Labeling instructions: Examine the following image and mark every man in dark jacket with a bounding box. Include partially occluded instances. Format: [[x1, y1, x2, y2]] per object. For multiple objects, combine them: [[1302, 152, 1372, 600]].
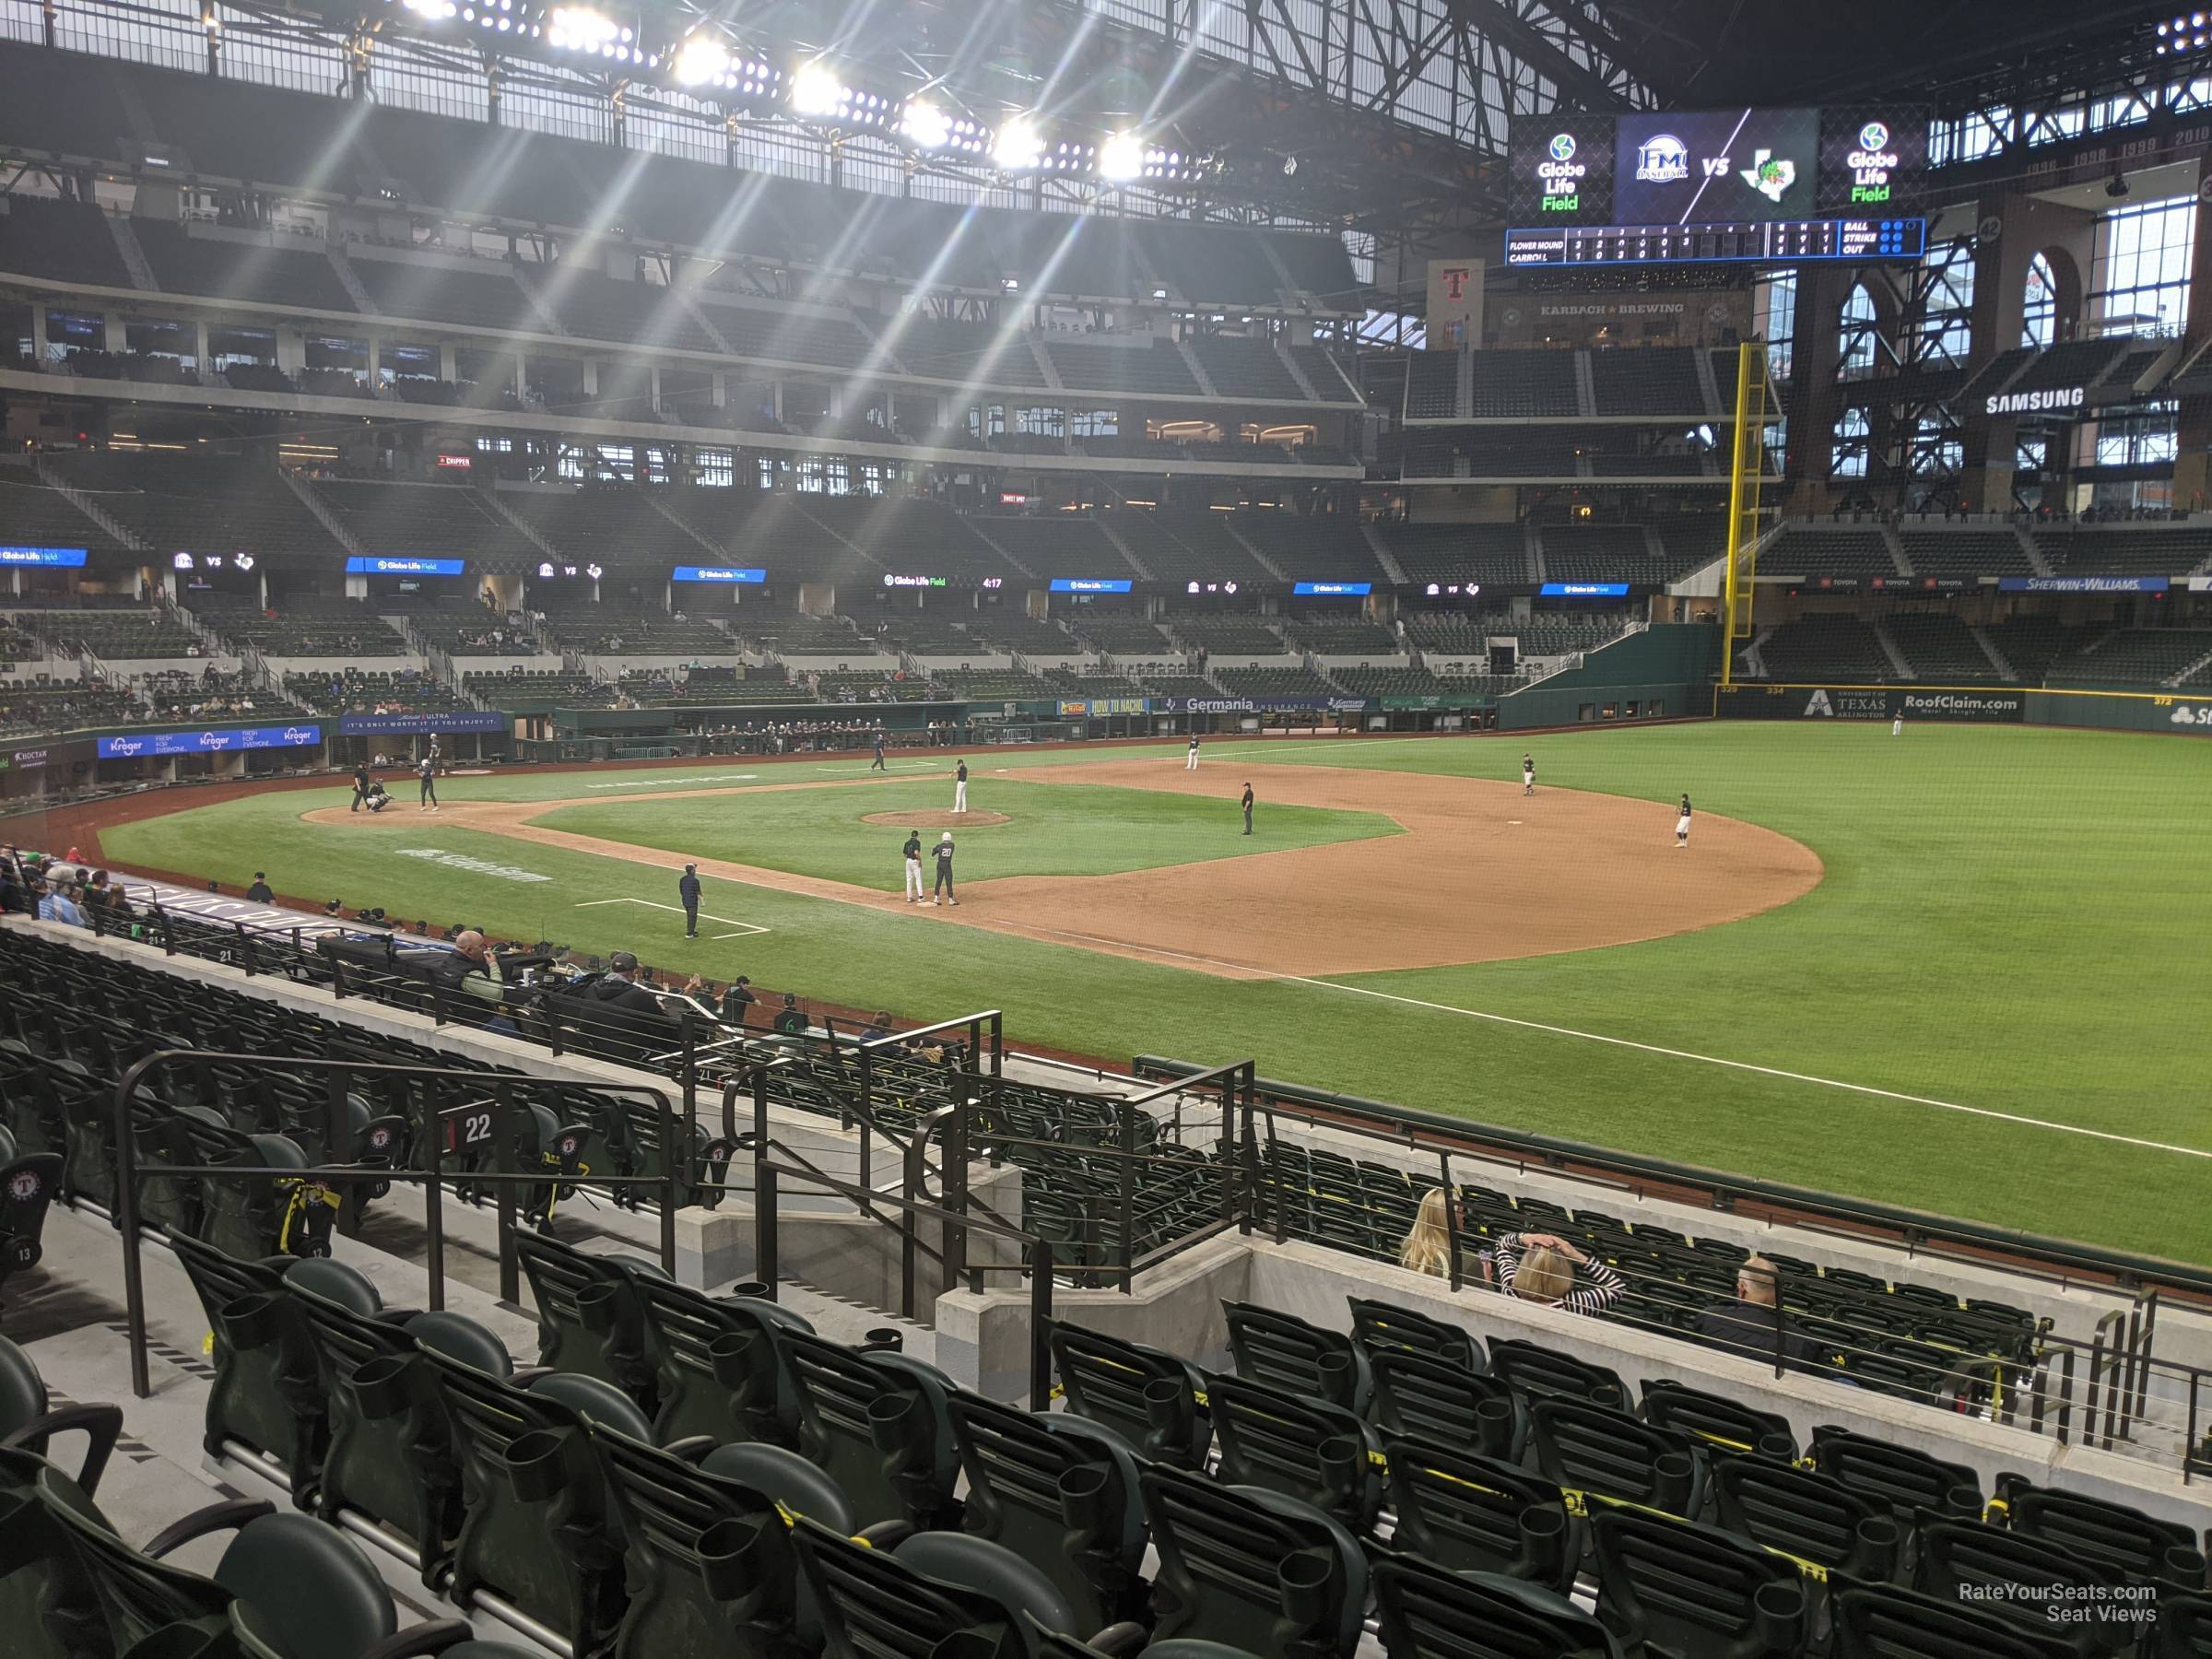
[[721, 974, 757, 1027], [246, 873, 275, 904], [1698, 1254, 1811, 1371], [772, 993, 807, 1034], [351, 763, 371, 813], [678, 864, 702, 938], [590, 951, 665, 1013]]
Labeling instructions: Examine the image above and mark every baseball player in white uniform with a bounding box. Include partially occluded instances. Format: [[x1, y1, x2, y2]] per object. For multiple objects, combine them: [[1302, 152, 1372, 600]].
[[1676, 794, 1693, 847], [1185, 734, 1201, 771], [901, 829, 924, 902], [1522, 753, 1535, 795], [953, 759, 969, 814]]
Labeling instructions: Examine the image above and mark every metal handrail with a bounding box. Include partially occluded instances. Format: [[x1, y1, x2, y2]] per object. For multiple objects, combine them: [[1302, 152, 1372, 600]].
[[1135, 1053, 2212, 1305], [109, 1048, 683, 1399]]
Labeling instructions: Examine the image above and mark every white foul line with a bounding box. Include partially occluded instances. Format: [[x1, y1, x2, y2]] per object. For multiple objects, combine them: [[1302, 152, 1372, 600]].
[[576, 897, 770, 938], [969, 921, 2212, 1164]]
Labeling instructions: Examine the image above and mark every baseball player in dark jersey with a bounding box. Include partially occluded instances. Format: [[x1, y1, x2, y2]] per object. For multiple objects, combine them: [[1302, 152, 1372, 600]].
[[1522, 753, 1535, 795], [418, 755, 440, 811], [1241, 782, 1253, 835], [1676, 794, 1692, 847], [953, 759, 969, 814], [901, 829, 924, 902], [932, 831, 958, 905]]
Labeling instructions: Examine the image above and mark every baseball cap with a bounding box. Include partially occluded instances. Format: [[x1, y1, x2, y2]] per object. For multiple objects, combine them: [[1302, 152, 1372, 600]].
[[610, 951, 641, 972]]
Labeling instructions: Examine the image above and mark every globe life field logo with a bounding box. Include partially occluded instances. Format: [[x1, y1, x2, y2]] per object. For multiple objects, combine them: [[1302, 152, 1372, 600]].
[[1537, 130, 1585, 212], [1847, 119, 1901, 205]]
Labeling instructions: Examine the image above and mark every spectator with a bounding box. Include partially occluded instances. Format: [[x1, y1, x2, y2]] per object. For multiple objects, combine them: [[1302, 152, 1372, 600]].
[[721, 975, 757, 1026], [246, 873, 275, 904], [771, 993, 807, 1035], [589, 951, 665, 1014], [39, 879, 90, 930], [1480, 1230, 1624, 1315], [1397, 1188, 1458, 1277], [860, 1011, 892, 1043], [1697, 1254, 1812, 1370], [0, 848, 32, 916]]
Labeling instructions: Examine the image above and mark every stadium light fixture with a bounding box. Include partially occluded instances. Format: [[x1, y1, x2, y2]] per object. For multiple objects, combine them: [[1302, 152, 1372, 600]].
[[994, 114, 1045, 171], [1098, 131, 1144, 182], [901, 100, 952, 150], [547, 6, 620, 53], [674, 35, 730, 86], [790, 59, 845, 117]]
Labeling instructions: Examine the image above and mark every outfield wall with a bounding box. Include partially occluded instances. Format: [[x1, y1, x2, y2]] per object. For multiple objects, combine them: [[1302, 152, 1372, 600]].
[[1716, 681, 2212, 735], [1496, 622, 1721, 732]]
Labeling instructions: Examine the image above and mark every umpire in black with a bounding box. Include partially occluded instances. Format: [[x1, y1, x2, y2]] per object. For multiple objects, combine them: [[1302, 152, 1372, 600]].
[[350, 762, 371, 813], [1241, 781, 1254, 836], [679, 864, 702, 938]]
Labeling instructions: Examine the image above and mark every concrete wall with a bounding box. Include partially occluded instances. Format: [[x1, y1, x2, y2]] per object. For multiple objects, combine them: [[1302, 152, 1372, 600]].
[[943, 1231, 2212, 1537]]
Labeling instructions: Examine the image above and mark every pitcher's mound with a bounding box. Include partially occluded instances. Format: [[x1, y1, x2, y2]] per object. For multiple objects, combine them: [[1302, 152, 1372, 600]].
[[861, 809, 1010, 829]]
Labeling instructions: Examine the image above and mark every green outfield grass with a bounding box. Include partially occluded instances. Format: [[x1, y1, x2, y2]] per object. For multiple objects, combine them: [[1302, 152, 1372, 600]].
[[90, 724, 2212, 1263], [532, 776, 1398, 886]]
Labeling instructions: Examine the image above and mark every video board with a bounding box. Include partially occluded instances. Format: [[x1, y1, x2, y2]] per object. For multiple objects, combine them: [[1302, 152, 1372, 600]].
[[1506, 104, 1926, 268]]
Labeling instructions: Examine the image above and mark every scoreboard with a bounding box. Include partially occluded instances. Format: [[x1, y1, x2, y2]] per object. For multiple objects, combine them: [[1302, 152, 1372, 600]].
[[1505, 105, 1928, 268]]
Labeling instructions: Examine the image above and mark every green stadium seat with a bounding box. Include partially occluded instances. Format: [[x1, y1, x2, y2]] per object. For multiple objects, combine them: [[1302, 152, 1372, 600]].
[[1138, 1465, 1369, 1659], [1808, 1426, 1982, 1521], [1589, 1507, 1808, 1658], [1379, 1434, 1580, 1593], [947, 1391, 1152, 1629], [419, 1350, 645, 1653], [1488, 1337, 1633, 1409], [1641, 1377, 1800, 1460], [783, 1332, 963, 1528], [1221, 1302, 1373, 1415], [1992, 1474, 2208, 1590], [1365, 1345, 1525, 1461], [594, 1430, 836, 1658], [1528, 1396, 1708, 1516], [1710, 1453, 1903, 1582], [1049, 1322, 1212, 1469], [30, 1461, 469, 1659], [167, 1233, 316, 1488], [1371, 1552, 1626, 1659], [0, 1334, 121, 1497], [1913, 1514, 2138, 1656], [2153, 1593, 2212, 1656], [1200, 1373, 1383, 1534], [632, 1275, 815, 1446], [1346, 1296, 1485, 1372], [0, 1129, 61, 1308], [511, 1231, 665, 1406], [1830, 1578, 2078, 1658], [791, 1513, 1097, 1659]]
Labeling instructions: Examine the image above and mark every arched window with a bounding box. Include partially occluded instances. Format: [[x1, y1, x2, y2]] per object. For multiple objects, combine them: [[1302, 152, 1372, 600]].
[[2022, 253, 2057, 348], [1838, 283, 1880, 378]]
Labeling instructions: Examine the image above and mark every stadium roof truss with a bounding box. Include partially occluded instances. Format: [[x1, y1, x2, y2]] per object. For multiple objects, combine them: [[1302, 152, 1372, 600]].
[[37, 0, 1658, 241]]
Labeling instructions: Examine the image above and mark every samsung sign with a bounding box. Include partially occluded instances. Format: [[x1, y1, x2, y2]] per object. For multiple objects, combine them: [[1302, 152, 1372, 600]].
[[0, 546, 88, 567], [99, 724, 323, 759], [1050, 578, 1135, 594], [346, 557, 466, 576], [1984, 387, 2083, 416], [672, 566, 767, 583], [1292, 581, 1373, 596]]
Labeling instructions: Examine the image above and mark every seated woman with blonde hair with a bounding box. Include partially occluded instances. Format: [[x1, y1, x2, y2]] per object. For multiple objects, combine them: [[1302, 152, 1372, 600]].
[[1483, 1230, 1624, 1314], [1398, 1187, 1460, 1277]]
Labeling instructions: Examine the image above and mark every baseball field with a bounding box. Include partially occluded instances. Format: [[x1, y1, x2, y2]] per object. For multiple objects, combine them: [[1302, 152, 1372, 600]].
[[68, 723, 2212, 1263]]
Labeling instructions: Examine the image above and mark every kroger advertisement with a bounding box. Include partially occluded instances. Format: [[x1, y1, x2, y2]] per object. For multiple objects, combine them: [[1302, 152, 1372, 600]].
[[98, 724, 324, 759]]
